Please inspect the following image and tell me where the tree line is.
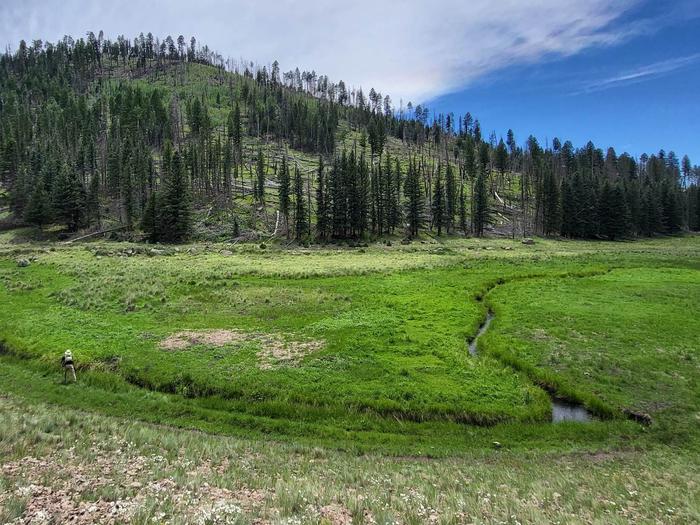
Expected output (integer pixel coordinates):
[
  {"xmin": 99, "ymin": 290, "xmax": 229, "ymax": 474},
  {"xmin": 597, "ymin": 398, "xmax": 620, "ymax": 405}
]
[{"xmin": 1, "ymin": 33, "xmax": 698, "ymax": 243}]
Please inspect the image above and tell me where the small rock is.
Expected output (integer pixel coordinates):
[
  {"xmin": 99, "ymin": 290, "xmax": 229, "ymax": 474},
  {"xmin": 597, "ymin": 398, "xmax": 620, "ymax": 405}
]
[
  {"xmin": 148, "ymin": 248, "xmax": 165, "ymax": 256},
  {"xmin": 220, "ymin": 250, "xmax": 233, "ymax": 256},
  {"xmin": 522, "ymin": 238, "xmax": 535, "ymax": 245},
  {"xmin": 16, "ymin": 259, "xmax": 30, "ymax": 268}
]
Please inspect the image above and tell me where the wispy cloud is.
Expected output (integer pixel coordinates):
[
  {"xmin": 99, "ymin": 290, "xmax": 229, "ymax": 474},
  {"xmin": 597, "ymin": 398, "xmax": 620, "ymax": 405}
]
[
  {"xmin": 0, "ymin": 0, "xmax": 648, "ymax": 102},
  {"xmin": 573, "ymin": 53, "xmax": 700, "ymax": 95}
]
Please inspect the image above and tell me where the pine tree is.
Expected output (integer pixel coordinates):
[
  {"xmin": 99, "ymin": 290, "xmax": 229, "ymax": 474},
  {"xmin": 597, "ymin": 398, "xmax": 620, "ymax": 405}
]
[
  {"xmin": 445, "ymin": 163, "xmax": 456, "ymax": 233},
  {"xmin": 560, "ymin": 178, "xmax": 575, "ymax": 237},
  {"xmin": 87, "ymin": 172, "xmax": 101, "ymax": 228},
  {"xmin": 278, "ymin": 155, "xmax": 291, "ymax": 238},
  {"xmin": 661, "ymin": 180, "xmax": 682, "ymax": 233},
  {"xmin": 255, "ymin": 149, "xmax": 266, "ymax": 203},
  {"xmin": 431, "ymin": 171, "xmax": 446, "ymax": 235},
  {"xmin": 472, "ymin": 146, "xmax": 491, "ymax": 237},
  {"xmin": 388, "ymin": 157, "xmax": 403, "ymax": 234},
  {"xmin": 542, "ymin": 168, "xmax": 561, "ymax": 235},
  {"xmin": 597, "ymin": 181, "xmax": 629, "ymax": 240},
  {"xmin": 24, "ymin": 182, "xmax": 51, "ymax": 229},
  {"xmin": 293, "ymin": 166, "xmax": 307, "ymax": 240},
  {"xmin": 315, "ymin": 156, "xmax": 331, "ymax": 241},
  {"xmin": 404, "ymin": 159, "xmax": 423, "ymax": 238},
  {"xmin": 52, "ymin": 163, "xmax": 87, "ymax": 231},
  {"xmin": 159, "ymin": 151, "xmax": 191, "ymax": 242},
  {"xmin": 330, "ymin": 155, "xmax": 347, "ymax": 238},
  {"xmin": 229, "ymin": 103, "xmax": 243, "ymax": 168},
  {"xmin": 141, "ymin": 190, "xmax": 159, "ymax": 242}
]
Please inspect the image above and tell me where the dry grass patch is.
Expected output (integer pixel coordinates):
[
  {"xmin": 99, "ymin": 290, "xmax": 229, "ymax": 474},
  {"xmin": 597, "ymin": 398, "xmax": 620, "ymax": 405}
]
[{"xmin": 159, "ymin": 329, "xmax": 324, "ymax": 369}]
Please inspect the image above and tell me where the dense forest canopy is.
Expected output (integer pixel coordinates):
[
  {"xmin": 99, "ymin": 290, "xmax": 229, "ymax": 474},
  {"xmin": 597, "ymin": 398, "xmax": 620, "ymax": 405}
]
[{"xmin": 1, "ymin": 32, "xmax": 698, "ymax": 242}]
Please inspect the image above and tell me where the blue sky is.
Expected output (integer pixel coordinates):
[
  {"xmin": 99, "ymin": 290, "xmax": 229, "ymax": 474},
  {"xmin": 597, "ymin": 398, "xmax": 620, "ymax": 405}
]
[
  {"xmin": 1, "ymin": 0, "xmax": 698, "ymax": 162},
  {"xmin": 426, "ymin": 1, "xmax": 700, "ymax": 161}
]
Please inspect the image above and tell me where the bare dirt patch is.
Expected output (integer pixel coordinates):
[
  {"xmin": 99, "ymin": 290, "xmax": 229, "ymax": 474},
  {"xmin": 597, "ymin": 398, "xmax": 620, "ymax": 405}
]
[
  {"xmin": 319, "ymin": 503, "xmax": 353, "ymax": 524},
  {"xmin": 159, "ymin": 329, "xmax": 252, "ymax": 350},
  {"xmin": 158, "ymin": 329, "xmax": 324, "ymax": 369}
]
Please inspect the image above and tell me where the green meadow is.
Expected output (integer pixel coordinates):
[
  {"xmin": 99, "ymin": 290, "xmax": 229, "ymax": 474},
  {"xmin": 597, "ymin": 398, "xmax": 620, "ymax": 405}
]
[{"xmin": 0, "ymin": 236, "xmax": 698, "ymax": 455}]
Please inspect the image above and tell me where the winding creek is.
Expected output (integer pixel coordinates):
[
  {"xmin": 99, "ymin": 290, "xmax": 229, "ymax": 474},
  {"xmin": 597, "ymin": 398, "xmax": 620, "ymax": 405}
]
[{"xmin": 468, "ymin": 310, "xmax": 593, "ymax": 423}]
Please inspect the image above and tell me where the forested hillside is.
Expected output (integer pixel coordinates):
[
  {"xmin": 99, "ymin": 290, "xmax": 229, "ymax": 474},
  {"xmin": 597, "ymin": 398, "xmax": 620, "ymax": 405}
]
[{"xmin": 1, "ymin": 32, "xmax": 699, "ymax": 242}]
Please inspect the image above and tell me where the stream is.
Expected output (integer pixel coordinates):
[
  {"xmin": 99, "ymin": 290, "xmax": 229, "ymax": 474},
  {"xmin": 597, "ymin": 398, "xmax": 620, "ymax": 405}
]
[{"xmin": 468, "ymin": 311, "xmax": 593, "ymax": 423}]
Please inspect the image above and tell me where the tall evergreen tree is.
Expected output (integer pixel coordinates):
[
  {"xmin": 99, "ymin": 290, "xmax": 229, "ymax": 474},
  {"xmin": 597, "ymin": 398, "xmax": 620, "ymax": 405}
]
[
  {"xmin": 444, "ymin": 163, "xmax": 456, "ymax": 233},
  {"xmin": 24, "ymin": 182, "xmax": 51, "ymax": 229},
  {"xmin": 404, "ymin": 159, "xmax": 423, "ymax": 238},
  {"xmin": 293, "ymin": 166, "xmax": 307, "ymax": 240},
  {"xmin": 52, "ymin": 163, "xmax": 87, "ymax": 231},
  {"xmin": 315, "ymin": 156, "xmax": 330, "ymax": 241},
  {"xmin": 472, "ymin": 145, "xmax": 491, "ymax": 237},
  {"xmin": 255, "ymin": 149, "xmax": 266, "ymax": 203},
  {"xmin": 431, "ymin": 171, "xmax": 446, "ymax": 235},
  {"xmin": 278, "ymin": 155, "xmax": 291, "ymax": 238},
  {"xmin": 159, "ymin": 150, "xmax": 191, "ymax": 242},
  {"xmin": 597, "ymin": 181, "xmax": 629, "ymax": 240}
]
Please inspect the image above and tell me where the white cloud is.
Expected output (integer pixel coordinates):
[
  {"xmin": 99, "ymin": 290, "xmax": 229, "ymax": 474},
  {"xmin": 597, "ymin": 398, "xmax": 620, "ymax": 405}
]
[
  {"xmin": 574, "ymin": 53, "xmax": 700, "ymax": 94},
  {"xmin": 0, "ymin": 0, "xmax": 642, "ymax": 103}
]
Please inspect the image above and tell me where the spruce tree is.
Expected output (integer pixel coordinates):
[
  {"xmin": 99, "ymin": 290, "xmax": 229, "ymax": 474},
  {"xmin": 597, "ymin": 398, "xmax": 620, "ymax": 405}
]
[
  {"xmin": 278, "ymin": 155, "xmax": 291, "ymax": 237},
  {"xmin": 445, "ymin": 164, "xmax": 456, "ymax": 233},
  {"xmin": 661, "ymin": 180, "xmax": 682, "ymax": 233},
  {"xmin": 87, "ymin": 172, "xmax": 101, "ymax": 228},
  {"xmin": 255, "ymin": 149, "xmax": 266, "ymax": 203},
  {"xmin": 52, "ymin": 163, "xmax": 87, "ymax": 231},
  {"xmin": 404, "ymin": 159, "xmax": 423, "ymax": 238},
  {"xmin": 431, "ymin": 171, "xmax": 446, "ymax": 235},
  {"xmin": 597, "ymin": 181, "xmax": 629, "ymax": 240},
  {"xmin": 159, "ymin": 151, "xmax": 191, "ymax": 242},
  {"xmin": 315, "ymin": 156, "xmax": 330, "ymax": 241},
  {"xmin": 141, "ymin": 191, "xmax": 159, "ymax": 242},
  {"xmin": 542, "ymin": 168, "xmax": 561, "ymax": 235},
  {"xmin": 472, "ymin": 145, "xmax": 491, "ymax": 237},
  {"xmin": 24, "ymin": 182, "xmax": 51, "ymax": 229},
  {"xmin": 293, "ymin": 166, "xmax": 307, "ymax": 240}
]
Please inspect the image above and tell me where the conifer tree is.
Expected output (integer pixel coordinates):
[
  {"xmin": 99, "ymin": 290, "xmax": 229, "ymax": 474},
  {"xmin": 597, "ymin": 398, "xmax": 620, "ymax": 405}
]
[
  {"xmin": 228, "ymin": 103, "xmax": 243, "ymax": 168},
  {"xmin": 278, "ymin": 155, "xmax": 291, "ymax": 237},
  {"xmin": 472, "ymin": 145, "xmax": 491, "ymax": 237},
  {"xmin": 159, "ymin": 150, "xmax": 191, "ymax": 242},
  {"xmin": 445, "ymin": 163, "xmax": 456, "ymax": 233},
  {"xmin": 255, "ymin": 149, "xmax": 266, "ymax": 203},
  {"xmin": 141, "ymin": 191, "xmax": 159, "ymax": 242},
  {"xmin": 293, "ymin": 166, "xmax": 307, "ymax": 240},
  {"xmin": 388, "ymin": 157, "xmax": 403, "ymax": 234},
  {"xmin": 404, "ymin": 159, "xmax": 423, "ymax": 237},
  {"xmin": 431, "ymin": 171, "xmax": 446, "ymax": 235},
  {"xmin": 542, "ymin": 168, "xmax": 561, "ymax": 235},
  {"xmin": 24, "ymin": 182, "xmax": 51, "ymax": 229},
  {"xmin": 87, "ymin": 173, "xmax": 101, "ymax": 228},
  {"xmin": 52, "ymin": 163, "xmax": 87, "ymax": 231},
  {"xmin": 315, "ymin": 156, "xmax": 330, "ymax": 241},
  {"xmin": 661, "ymin": 180, "xmax": 682, "ymax": 233},
  {"xmin": 597, "ymin": 181, "xmax": 629, "ymax": 240}
]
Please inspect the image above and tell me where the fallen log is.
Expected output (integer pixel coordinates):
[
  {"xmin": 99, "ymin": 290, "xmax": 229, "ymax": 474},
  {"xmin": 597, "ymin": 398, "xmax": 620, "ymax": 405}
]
[{"xmin": 62, "ymin": 226, "xmax": 127, "ymax": 244}]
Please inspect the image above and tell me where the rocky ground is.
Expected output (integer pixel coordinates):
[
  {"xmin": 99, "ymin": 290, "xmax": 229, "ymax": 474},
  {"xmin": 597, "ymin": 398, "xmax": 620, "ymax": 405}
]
[{"xmin": 2, "ymin": 395, "xmax": 698, "ymax": 524}]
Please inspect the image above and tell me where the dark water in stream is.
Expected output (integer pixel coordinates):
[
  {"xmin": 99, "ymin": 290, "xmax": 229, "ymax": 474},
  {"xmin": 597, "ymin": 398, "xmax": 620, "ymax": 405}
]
[{"xmin": 468, "ymin": 311, "xmax": 593, "ymax": 423}]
